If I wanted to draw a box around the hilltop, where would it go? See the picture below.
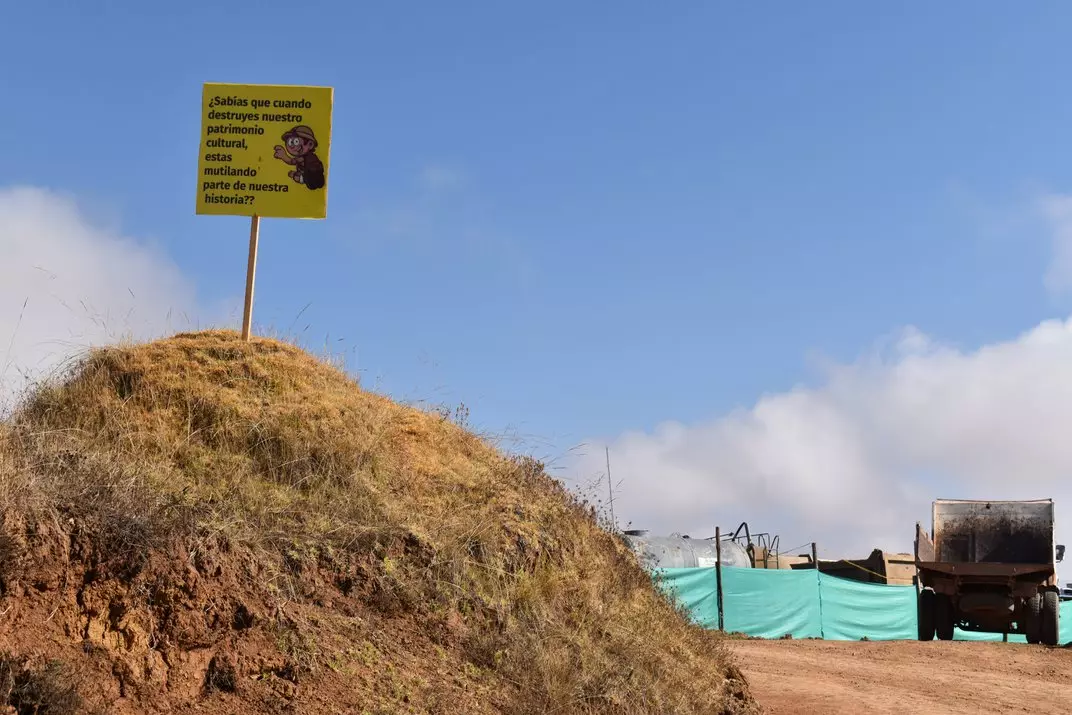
[0,330,757,714]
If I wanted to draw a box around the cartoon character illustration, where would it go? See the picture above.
[273,125,326,190]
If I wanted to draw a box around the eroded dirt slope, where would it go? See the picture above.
[0,330,757,714]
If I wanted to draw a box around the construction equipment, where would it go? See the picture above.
[620,521,788,571]
[621,530,752,569]
[914,498,1064,645]
[721,521,778,568]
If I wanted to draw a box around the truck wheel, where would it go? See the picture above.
[1041,589,1060,646]
[935,593,955,641]
[918,589,936,641]
[1025,593,1041,644]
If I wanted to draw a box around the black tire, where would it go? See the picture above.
[1025,593,1042,644]
[1041,589,1060,646]
[935,593,955,641]
[917,589,936,641]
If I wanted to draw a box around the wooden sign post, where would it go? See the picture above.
[241,215,260,341]
[195,82,334,341]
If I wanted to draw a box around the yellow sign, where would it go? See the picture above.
[196,83,333,219]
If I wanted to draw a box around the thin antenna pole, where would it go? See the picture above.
[605,446,616,529]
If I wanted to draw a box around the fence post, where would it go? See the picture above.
[813,541,824,639]
[715,527,724,631]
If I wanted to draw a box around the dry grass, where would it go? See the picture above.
[0,330,757,714]
[0,653,85,715]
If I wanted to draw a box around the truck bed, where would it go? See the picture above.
[916,561,1053,578]
[915,499,1055,567]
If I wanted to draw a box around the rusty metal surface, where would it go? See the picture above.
[932,499,1053,565]
[915,522,935,562]
[916,561,1053,578]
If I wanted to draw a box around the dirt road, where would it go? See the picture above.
[731,639,1072,714]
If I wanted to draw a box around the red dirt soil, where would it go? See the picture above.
[0,332,758,714]
[731,639,1072,714]
[0,518,504,715]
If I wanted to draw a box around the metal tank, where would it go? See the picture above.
[621,530,752,570]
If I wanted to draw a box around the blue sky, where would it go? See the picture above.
[9,2,1072,552]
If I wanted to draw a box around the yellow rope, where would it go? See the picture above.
[828,559,890,581]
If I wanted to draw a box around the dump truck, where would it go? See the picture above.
[915,498,1064,645]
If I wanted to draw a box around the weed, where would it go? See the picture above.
[274,619,321,678]
[0,654,83,714]
[204,653,237,694]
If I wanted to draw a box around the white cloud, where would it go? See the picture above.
[573,193,1072,561]
[574,319,1072,558]
[0,186,199,407]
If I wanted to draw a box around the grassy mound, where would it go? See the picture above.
[0,330,757,714]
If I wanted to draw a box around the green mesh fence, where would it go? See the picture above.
[656,565,1072,644]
